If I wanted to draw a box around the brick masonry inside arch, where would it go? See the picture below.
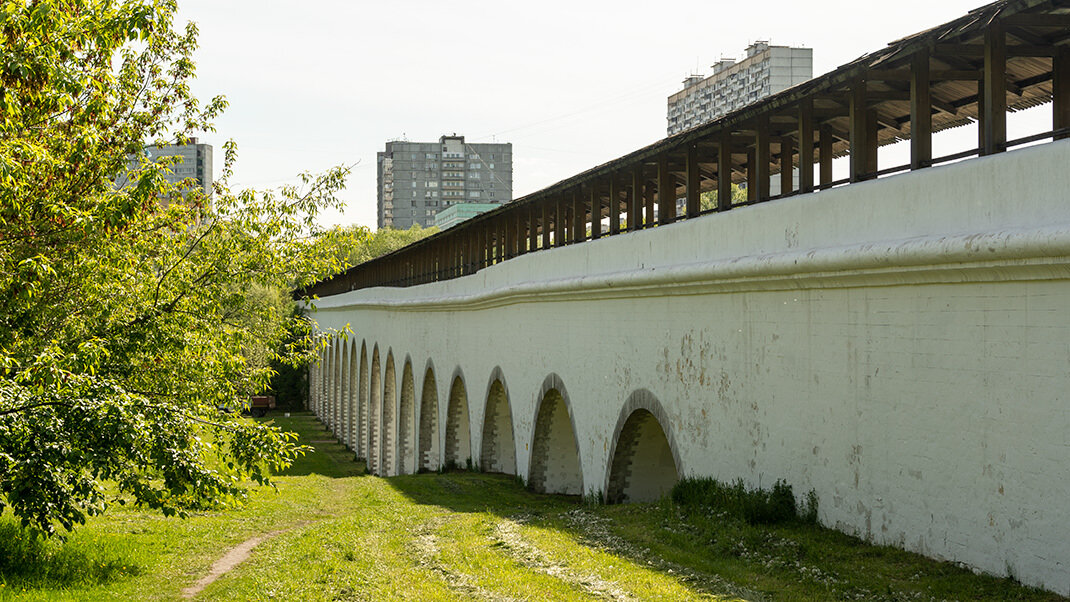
[606,409,679,503]
[480,377,516,475]
[398,360,416,475]
[419,366,438,472]
[382,353,397,476]
[528,386,582,496]
[444,375,471,469]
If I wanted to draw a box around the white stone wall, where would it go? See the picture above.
[310,140,1070,595]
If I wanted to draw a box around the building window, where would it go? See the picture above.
[488,163,494,169]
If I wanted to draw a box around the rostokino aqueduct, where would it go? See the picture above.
[303,1,1070,595]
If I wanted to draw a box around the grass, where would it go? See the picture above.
[0,411,1064,601]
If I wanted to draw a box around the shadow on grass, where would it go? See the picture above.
[0,520,139,589]
[385,472,1068,602]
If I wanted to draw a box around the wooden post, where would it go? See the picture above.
[1054,47,1070,139]
[630,167,643,231]
[555,196,566,247]
[568,188,581,243]
[982,19,1006,155]
[911,48,933,169]
[528,204,538,252]
[515,209,525,256]
[746,148,757,201]
[799,98,814,193]
[779,136,793,196]
[609,176,621,234]
[819,123,833,186]
[540,200,550,250]
[658,153,675,225]
[686,143,701,218]
[644,175,656,227]
[718,130,732,210]
[589,184,601,239]
[849,77,872,182]
[755,114,771,201]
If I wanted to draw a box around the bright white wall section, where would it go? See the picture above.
[310,140,1070,596]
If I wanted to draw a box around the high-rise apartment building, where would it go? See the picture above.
[667,42,812,136]
[377,134,512,229]
[120,138,213,197]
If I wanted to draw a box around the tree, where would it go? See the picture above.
[699,184,749,211]
[0,0,351,535]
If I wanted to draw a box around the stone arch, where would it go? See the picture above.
[480,367,516,475]
[443,369,472,469]
[605,389,682,504]
[347,339,359,451]
[528,374,583,495]
[398,356,417,475]
[358,341,369,460]
[369,345,382,475]
[418,360,439,472]
[382,350,398,476]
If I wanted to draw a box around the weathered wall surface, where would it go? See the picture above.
[309,140,1070,595]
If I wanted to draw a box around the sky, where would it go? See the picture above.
[174,0,1014,229]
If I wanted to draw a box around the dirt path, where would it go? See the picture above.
[181,522,308,599]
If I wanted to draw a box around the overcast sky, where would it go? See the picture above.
[175,0,1002,229]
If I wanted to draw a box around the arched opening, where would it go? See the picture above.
[528,379,582,495]
[398,358,416,475]
[358,342,368,460]
[480,375,516,475]
[606,407,679,504]
[382,351,398,476]
[339,343,350,446]
[418,365,439,472]
[348,341,359,452]
[329,342,339,432]
[444,374,471,469]
[369,346,381,475]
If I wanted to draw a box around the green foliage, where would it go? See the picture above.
[670,477,816,525]
[699,183,749,211]
[0,0,351,535]
[335,223,437,269]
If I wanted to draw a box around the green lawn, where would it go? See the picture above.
[0,412,1063,601]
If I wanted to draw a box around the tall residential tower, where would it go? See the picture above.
[667,42,812,136]
[377,134,512,229]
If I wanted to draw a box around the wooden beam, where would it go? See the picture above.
[911,48,933,169]
[686,143,701,218]
[983,19,1007,155]
[1003,13,1070,28]
[718,130,732,211]
[658,153,676,225]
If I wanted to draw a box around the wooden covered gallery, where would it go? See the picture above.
[307,0,1070,297]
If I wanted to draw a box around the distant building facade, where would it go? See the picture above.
[377,134,512,229]
[433,202,501,230]
[667,42,812,136]
[121,138,213,197]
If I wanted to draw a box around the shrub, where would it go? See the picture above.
[670,477,818,525]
